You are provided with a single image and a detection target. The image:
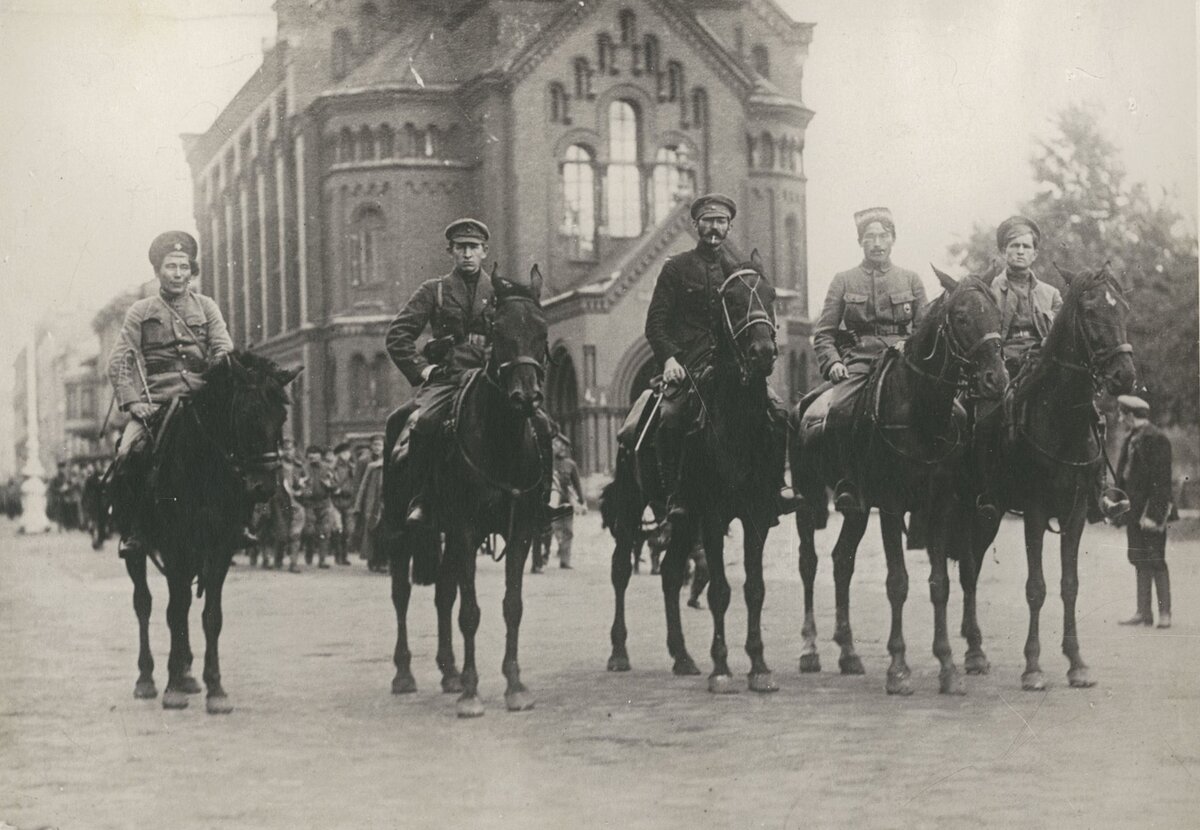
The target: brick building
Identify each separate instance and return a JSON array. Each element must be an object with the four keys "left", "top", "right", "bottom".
[{"left": 182, "top": 0, "right": 816, "bottom": 476}]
